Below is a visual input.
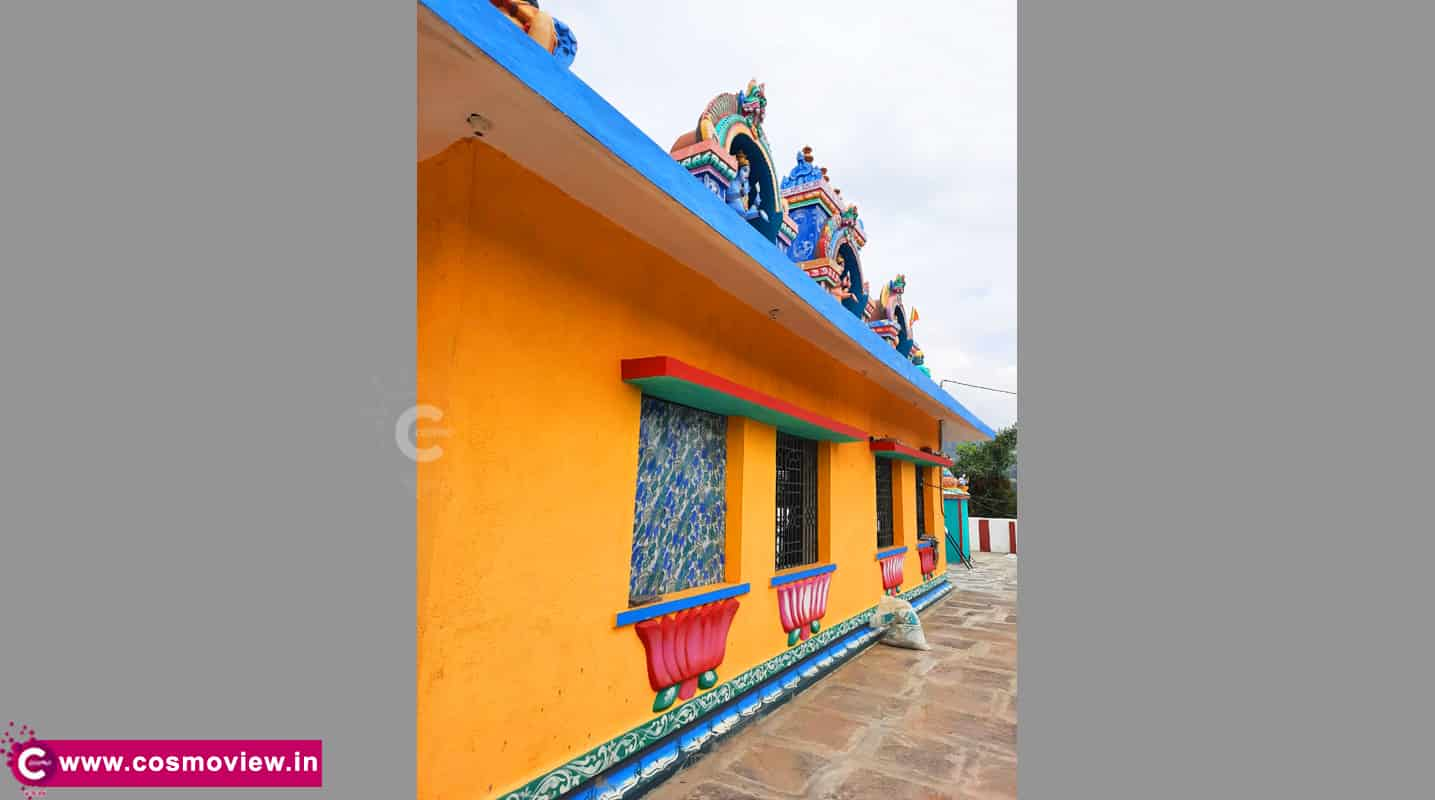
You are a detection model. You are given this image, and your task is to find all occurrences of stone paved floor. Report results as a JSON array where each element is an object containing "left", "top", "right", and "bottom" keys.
[{"left": 644, "top": 553, "right": 1018, "bottom": 800}]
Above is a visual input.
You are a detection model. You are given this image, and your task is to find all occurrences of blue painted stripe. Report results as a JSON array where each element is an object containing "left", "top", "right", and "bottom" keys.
[
  {"left": 641, "top": 740, "right": 679, "bottom": 773},
  {"left": 600, "top": 763, "right": 639, "bottom": 798},
  {"left": 615, "top": 583, "right": 751, "bottom": 627},
  {"left": 912, "top": 580, "right": 953, "bottom": 611},
  {"left": 678, "top": 721, "right": 710, "bottom": 751},
  {"left": 916, "top": 540, "right": 934, "bottom": 550},
  {"left": 768, "top": 563, "right": 837, "bottom": 587},
  {"left": 875, "top": 545, "right": 908, "bottom": 560},
  {"left": 417, "top": 0, "right": 995, "bottom": 439}
]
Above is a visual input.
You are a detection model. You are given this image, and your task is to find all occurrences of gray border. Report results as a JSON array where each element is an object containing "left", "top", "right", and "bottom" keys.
[
  {"left": 0, "top": 2, "right": 414, "bottom": 798},
  {"left": 1023, "top": 1, "right": 1432, "bottom": 797}
]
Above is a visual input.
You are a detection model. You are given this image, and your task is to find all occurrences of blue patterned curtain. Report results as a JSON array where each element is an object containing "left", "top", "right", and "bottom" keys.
[{"left": 629, "top": 396, "right": 727, "bottom": 603}]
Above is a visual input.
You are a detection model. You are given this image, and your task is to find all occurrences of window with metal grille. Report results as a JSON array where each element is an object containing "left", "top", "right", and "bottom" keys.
[
  {"left": 915, "top": 465, "right": 927, "bottom": 539},
  {"left": 875, "top": 458, "right": 894, "bottom": 548},
  {"left": 775, "top": 432, "right": 818, "bottom": 570}
]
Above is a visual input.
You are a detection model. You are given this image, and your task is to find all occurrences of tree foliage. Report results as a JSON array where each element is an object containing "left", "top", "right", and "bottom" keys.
[{"left": 948, "top": 423, "right": 1018, "bottom": 519}]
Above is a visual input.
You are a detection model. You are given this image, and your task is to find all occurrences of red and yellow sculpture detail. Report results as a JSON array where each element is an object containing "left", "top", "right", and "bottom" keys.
[
  {"left": 633, "top": 598, "right": 741, "bottom": 712},
  {"left": 488, "top": 0, "right": 577, "bottom": 67},
  {"left": 919, "top": 544, "right": 938, "bottom": 581},
  {"left": 775, "top": 572, "right": 832, "bottom": 647},
  {"left": 878, "top": 552, "right": 904, "bottom": 595}
]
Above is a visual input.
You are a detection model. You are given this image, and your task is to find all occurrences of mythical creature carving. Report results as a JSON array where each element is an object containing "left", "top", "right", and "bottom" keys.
[
  {"left": 738, "top": 80, "right": 768, "bottom": 126},
  {"left": 815, "top": 203, "right": 864, "bottom": 270},
  {"left": 488, "top": 0, "right": 577, "bottom": 68},
  {"left": 874, "top": 274, "right": 907, "bottom": 321},
  {"left": 864, "top": 275, "right": 909, "bottom": 348},
  {"left": 697, "top": 80, "right": 769, "bottom": 145}
]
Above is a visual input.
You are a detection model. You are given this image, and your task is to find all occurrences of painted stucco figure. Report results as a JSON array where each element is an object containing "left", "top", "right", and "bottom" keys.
[
  {"left": 704, "top": 80, "right": 766, "bottom": 139},
  {"left": 725, "top": 152, "right": 766, "bottom": 222},
  {"left": 910, "top": 344, "right": 930, "bottom": 376},
  {"left": 864, "top": 274, "right": 909, "bottom": 348},
  {"left": 878, "top": 552, "right": 904, "bottom": 595},
  {"left": 670, "top": 79, "right": 795, "bottom": 245},
  {"left": 488, "top": 0, "right": 577, "bottom": 68},
  {"left": 633, "top": 598, "right": 741, "bottom": 712},
  {"left": 919, "top": 544, "right": 938, "bottom": 580},
  {"left": 776, "top": 572, "right": 832, "bottom": 646},
  {"left": 780, "top": 146, "right": 824, "bottom": 190},
  {"left": 940, "top": 471, "right": 970, "bottom": 497},
  {"left": 828, "top": 253, "right": 856, "bottom": 303},
  {"left": 695, "top": 80, "right": 770, "bottom": 146},
  {"left": 874, "top": 274, "right": 907, "bottom": 320}
]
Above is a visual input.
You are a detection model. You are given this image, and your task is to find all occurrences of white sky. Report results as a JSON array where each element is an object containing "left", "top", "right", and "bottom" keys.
[{"left": 552, "top": 1, "right": 1017, "bottom": 429}]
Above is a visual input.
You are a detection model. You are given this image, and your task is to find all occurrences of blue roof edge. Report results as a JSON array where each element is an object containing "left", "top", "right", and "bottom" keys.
[{"left": 420, "top": 0, "right": 996, "bottom": 440}]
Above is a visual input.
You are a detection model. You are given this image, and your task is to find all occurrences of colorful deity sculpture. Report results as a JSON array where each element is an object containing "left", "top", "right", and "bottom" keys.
[
  {"left": 487, "top": 0, "right": 577, "bottom": 68},
  {"left": 830, "top": 271, "right": 856, "bottom": 304},
  {"left": 669, "top": 85, "right": 938, "bottom": 367},
  {"left": 780, "top": 146, "right": 869, "bottom": 317},
  {"left": 670, "top": 80, "right": 794, "bottom": 246},
  {"left": 724, "top": 152, "right": 766, "bottom": 222},
  {"left": 941, "top": 468, "right": 970, "bottom": 497},
  {"left": 784, "top": 146, "right": 823, "bottom": 186}
]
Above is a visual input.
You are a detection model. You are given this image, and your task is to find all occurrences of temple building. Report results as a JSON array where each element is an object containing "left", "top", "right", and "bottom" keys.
[
  {"left": 417, "top": 2, "right": 994, "bottom": 799},
  {"left": 943, "top": 467, "right": 973, "bottom": 563}
]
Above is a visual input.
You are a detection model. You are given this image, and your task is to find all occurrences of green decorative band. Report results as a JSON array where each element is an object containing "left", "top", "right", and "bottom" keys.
[
  {"left": 679, "top": 151, "right": 737, "bottom": 181},
  {"left": 901, "top": 573, "right": 949, "bottom": 601},
  {"left": 498, "top": 578, "right": 953, "bottom": 800}
]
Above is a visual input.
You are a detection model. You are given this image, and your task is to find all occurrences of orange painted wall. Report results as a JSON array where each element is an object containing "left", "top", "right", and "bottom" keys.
[{"left": 418, "top": 138, "right": 946, "bottom": 800}]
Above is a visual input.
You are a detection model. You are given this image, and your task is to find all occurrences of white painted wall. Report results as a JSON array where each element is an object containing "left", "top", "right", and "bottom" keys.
[{"left": 970, "top": 517, "right": 1018, "bottom": 554}]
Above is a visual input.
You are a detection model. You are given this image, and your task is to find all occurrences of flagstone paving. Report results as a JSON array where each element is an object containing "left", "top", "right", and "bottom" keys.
[{"left": 643, "top": 553, "right": 1018, "bottom": 800}]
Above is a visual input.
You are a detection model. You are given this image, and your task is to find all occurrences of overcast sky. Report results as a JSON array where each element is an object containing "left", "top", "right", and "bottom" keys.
[{"left": 553, "top": 1, "right": 1017, "bottom": 430}]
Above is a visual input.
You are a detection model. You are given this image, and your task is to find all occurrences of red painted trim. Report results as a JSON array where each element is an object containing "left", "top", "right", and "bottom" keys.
[
  {"left": 919, "top": 546, "right": 937, "bottom": 578},
  {"left": 1009, "top": 520, "right": 1017, "bottom": 554},
  {"left": 868, "top": 438, "right": 955, "bottom": 468},
  {"left": 978, "top": 518, "right": 991, "bottom": 552},
  {"left": 878, "top": 553, "right": 904, "bottom": 593},
  {"left": 621, "top": 356, "right": 868, "bottom": 440},
  {"left": 633, "top": 597, "right": 740, "bottom": 694}
]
